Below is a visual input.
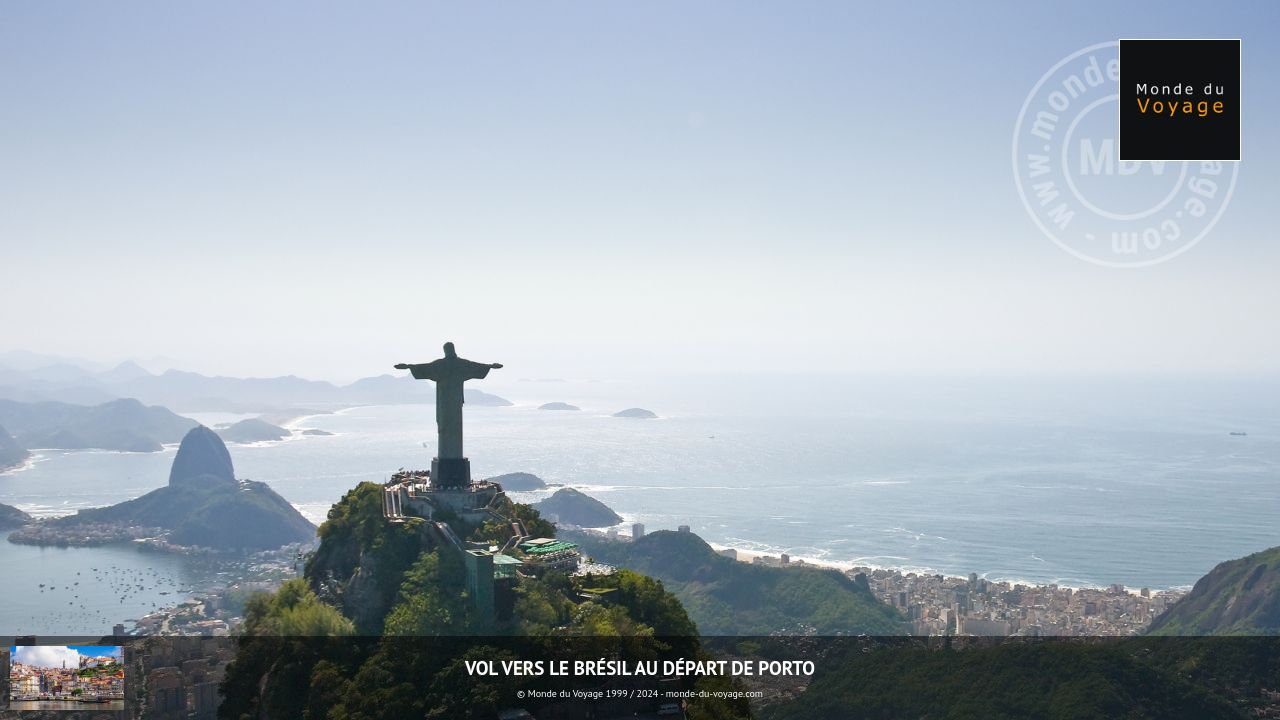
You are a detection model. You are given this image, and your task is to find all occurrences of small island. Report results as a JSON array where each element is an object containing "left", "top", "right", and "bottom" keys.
[
  {"left": 613, "top": 407, "right": 658, "bottom": 419},
  {"left": 534, "top": 487, "right": 622, "bottom": 528},
  {"left": 301, "top": 428, "right": 334, "bottom": 436},
  {"left": 487, "top": 471, "right": 547, "bottom": 491},
  {"left": 538, "top": 402, "right": 581, "bottom": 411},
  {"left": 216, "top": 417, "right": 291, "bottom": 443}
]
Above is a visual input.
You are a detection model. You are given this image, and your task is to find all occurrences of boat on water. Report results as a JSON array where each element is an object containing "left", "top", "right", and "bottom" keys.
[{"left": 1229, "top": 431, "right": 1248, "bottom": 436}]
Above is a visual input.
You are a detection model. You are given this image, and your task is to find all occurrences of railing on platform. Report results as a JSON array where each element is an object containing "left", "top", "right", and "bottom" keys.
[{"left": 383, "top": 486, "right": 405, "bottom": 522}]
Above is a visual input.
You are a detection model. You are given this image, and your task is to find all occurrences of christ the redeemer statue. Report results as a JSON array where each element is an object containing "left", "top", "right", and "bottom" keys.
[{"left": 395, "top": 342, "right": 502, "bottom": 488}]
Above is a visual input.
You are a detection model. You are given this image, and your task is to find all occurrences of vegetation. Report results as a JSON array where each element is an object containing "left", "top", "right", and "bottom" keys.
[
  {"left": 534, "top": 487, "right": 622, "bottom": 527},
  {"left": 44, "top": 476, "right": 315, "bottom": 551},
  {"left": 1148, "top": 545, "right": 1280, "bottom": 635},
  {"left": 469, "top": 495, "right": 555, "bottom": 544},
  {"left": 759, "top": 637, "right": 1280, "bottom": 720},
  {"left": 178, "top": 481, "right": 316, "bottom": 549},
  {"left": 383, "top": 549, "right": 479, "bottom": 636},
  {"left": 243, "top": 579, "right": 355, "bottom": 636},
  {"left": 572, "top": 529, "right": 905, "bottom": 635},
  {"left": 77, "top": 663, "right": 121, "bottom": 679},
  {"left": 221, "top": 484, "right": 1280, "bottom": 719},
  {"left": 220, "top": 482, "right": 751, "bottom": 720},
  {"left": 305, "top": 482, "right": 428, "bottom": 634},
  {"left": 486, "top": 471, "right": 547, "bottom": 490}
]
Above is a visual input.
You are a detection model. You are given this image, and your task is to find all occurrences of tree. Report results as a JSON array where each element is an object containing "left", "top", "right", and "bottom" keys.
[{"left": 383, "top": 549, "right": 476, "bottom": 636}]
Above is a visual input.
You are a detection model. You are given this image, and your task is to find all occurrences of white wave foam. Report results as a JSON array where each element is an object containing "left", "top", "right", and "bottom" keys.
[{"left": 0, "top": 452, "right": 44, "bottom": 475}]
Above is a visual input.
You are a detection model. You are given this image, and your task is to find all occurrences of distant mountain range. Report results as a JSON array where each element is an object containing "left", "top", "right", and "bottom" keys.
[
  {"left": 0, "top": 353, "right": 513, "bottom": 452},
  {"left": 0, "top": 398, "right": 197, "bottom": 452},
  {"left": 0, "top": 354, "right": 511, "bottom": 412},
  {"left": 0, "top": 351, "right": 514, "bottom": 450}
]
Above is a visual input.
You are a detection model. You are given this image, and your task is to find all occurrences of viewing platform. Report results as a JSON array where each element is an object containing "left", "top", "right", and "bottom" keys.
[{"left": 382, "top": 468, "right": 507, "bottom": 525}]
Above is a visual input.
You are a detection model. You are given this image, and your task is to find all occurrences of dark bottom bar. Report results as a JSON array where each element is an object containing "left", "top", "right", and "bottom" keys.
[{"left": 5, "top": 636, "right": 1280, "bottom": 719}]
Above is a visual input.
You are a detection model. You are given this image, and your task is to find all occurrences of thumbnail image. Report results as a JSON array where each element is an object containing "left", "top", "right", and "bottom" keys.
[{"left": 7, "top": 645, "right": 125, "bottom": 711}]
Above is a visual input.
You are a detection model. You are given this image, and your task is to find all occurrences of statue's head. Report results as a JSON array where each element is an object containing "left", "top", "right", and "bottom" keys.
[{"left": 443, "top": 342, "right": 457, "bottom": 357}]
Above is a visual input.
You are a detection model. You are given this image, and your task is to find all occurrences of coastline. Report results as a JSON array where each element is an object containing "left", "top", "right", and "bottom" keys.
[
  {"left": 263, "top": 403, "right": 375, "bottom": 437},
  {"left": 0, "top": 452, "right": 40, "bottom": 476},
  {"left": 4, "top": 443, "right": 1198, "bottom": 595},
  {"left": 702, "top": 539, "right": 1189, "bottom": 597},
  {"left": 571, "top": 524, "right": 1186, "bottom": 635},
  {"left": 0, "top": 401, "right": 1213, "bottom": 639},
  {"left": 597, "top": 517, "right": 1193, "bottom": 596}
]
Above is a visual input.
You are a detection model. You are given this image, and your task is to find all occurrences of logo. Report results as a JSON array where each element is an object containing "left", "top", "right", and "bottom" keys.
[
  {"left": 1013, "top": 42, "right": 1237, "bottom": 267},
  {"left": 1119, "top": 39, "right": 1240, "bottom": 161}
]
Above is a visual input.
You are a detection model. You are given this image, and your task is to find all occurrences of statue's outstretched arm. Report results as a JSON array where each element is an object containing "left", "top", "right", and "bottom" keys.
[
  {"left": 394, "top": 363, "right": 411, "bottom": 370},
  {"left": 490, "top": 363, "right": 503, "bottom": 369}
]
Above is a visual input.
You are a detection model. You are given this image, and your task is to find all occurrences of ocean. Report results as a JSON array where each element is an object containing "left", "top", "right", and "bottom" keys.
[{"left": 1, "top": 373, "right": 1277, "bottom": 635}]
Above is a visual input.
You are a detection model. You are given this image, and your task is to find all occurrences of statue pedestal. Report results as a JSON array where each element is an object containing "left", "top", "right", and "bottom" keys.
[{"left": 431, "top": 457, "right": 471, "bottom": 489}]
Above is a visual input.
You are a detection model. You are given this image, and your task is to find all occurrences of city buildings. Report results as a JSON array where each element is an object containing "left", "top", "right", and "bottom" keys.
[
  {"left": 9, "top": 653, "right": 124, "bottom": 703},
  {"left": 859, "top": 567, "right": 1185, "bottom": 636}
]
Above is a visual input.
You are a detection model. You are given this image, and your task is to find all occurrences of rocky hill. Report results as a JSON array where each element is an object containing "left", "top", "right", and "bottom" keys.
[
  {"left": 217, "top": 481, "right": 735, "bottom": 720},
  {"left": 571, "top": 529, "right": 904, "bottom": 635},
  {"left": 0, "top": 502, "right": 31, "bottom": 529},
  {"left": 534, "top": 487, "right": 621, "bottom": 527},
  {"left": 0, "top": 423, "right": 28, "bottom": 470},
  {"left": 487, "top": 471, "right": 547, "bottom": 490},
  {"left": 1148, "top": 544, "right": 1280, "bottom": 635},
  {"left": 12, "top": 426, "right": 314, "bottom": 552},
  {"left": 169, "top": 425, "right": 237, "bottom": 488},
  {"left": 217, "top": 418, "right": 291, "bottom": 443}
]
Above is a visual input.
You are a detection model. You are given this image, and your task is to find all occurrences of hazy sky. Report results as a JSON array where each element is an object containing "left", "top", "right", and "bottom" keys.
[{"left": 2, "top": 2, "right": 1277, "bottom": 382}]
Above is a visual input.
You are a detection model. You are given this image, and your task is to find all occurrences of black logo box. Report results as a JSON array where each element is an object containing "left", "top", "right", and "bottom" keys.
[{"left": 1119, "top": 39, "right": 1241, "bottom": 161}]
